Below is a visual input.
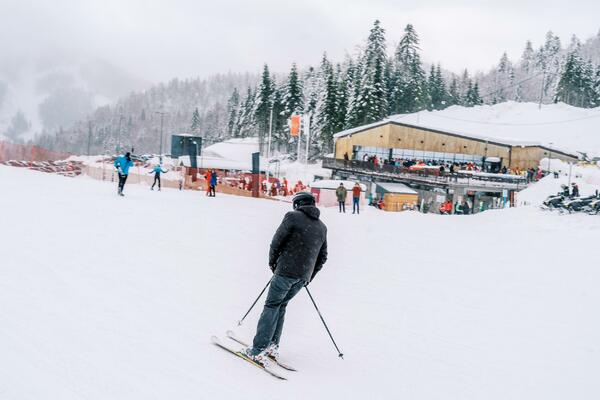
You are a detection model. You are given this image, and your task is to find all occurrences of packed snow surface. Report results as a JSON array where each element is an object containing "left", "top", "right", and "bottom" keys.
[{"left": 2, "top": 166, "right": 600, "bottom": 399}]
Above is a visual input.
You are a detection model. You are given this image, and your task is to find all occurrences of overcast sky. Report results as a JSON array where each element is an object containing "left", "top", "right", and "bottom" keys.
[{"left": 2, "top": 0, "right": 600, "bottom": 85}]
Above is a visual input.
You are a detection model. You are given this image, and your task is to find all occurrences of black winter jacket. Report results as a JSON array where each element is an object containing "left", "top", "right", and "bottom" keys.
[{"left": 269, "top": 205, "right": 328, "bottom": 283}]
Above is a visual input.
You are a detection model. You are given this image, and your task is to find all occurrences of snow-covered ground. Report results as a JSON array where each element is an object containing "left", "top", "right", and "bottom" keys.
[{"left": 2, "top": 165, "right": 600, "bottom": 399}]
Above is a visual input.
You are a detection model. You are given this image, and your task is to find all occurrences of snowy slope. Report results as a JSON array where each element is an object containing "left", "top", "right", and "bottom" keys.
[{"left": 1, "top": 166, "right": 600, "bottom": 399}]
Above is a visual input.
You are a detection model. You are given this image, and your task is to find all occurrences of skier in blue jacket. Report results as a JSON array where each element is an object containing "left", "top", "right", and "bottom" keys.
[
  {"left": 149, "top": 164, "right": 168, "bottom": 191},
  {"left": 114, "top": 152, "right": 134, "bottom": 196}
]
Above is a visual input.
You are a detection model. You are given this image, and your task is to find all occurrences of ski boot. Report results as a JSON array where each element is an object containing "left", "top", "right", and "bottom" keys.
[
  {"left": 264, "top": 343, "right": 280, "bottom": 361},
  {"left": 242, "top": 348, "right": 269, "bottom": 367}
]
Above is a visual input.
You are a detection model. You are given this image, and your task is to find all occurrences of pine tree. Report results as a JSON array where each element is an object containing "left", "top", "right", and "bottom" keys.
[
  {"left": 555, "top": 51, "right": 597, "bottom": 107},
  {"left": 335, "top": 62, "right": 350, "bottom": 132},
  {"left": 448, "top": 76, "right": 461, "bottom": 106},
  {"left": 354, "top": 20, "right": 388, "bottom": 124},
  {"left": 238, "top": 86, "right": 256, "bottom": 138},
  {"left": 269, "top": 82, "right": 287, "bottom": 151},
  {"left": 520, "top": 40, "right": 535, "bottom": 73},
  {"left": 226, "top": 89, "right": 240, "bottom": 137},
  {"left": 314, "top": 53, "right": 339, "bottom": 155},
  {"left": 537, "top": 31, "right": 562, "bottom": 102},
  {"left": 4, "top": 110, "right": 31, "bottom": 142},
  {"left": 344, "top": 56, "right": 364, "bottom": 128},
  {"left": 393, "top": 24, "right": 428, "bottom": 113},
  {"left": 254, "top": 64, "right": 275, "bottom": 153},
  {"left": 428, "top": 64, "right": 448, "bottom": 110},
  {"left": 282, "top": 63, "right": 304, "bottom": 118},
  {"left": 190, "top": 107, "right": 201, "bottom": 134},
  {"left": 594, "top": 66, "right": 600, "bottom": 107},
  {"left": 464, "top": 80, "right": 483, "bottom": 107}
]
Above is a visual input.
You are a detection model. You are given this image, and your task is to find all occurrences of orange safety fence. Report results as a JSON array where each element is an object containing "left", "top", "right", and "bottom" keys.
[{"left": 0, "top": 140, "right": 71, "bottom": 162}]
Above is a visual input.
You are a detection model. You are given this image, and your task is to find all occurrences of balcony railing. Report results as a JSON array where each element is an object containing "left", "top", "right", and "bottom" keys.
[{"left": 321, "top": 157, "right": 527, "bottom": 188}]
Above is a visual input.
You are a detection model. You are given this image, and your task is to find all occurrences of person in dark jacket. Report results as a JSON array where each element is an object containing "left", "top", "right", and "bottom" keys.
[
  {"left": 335, "top": 183, "right": 347, "bottom": 213},
  {"left": 209, "top": 170, "right": 217, "bottom": 197},
  {"left": 462, "top": 200, "right": 471, "bottom": 215},
  {"left": 149, "top": 164, "right": 167, "bottom": 191},
  {"left": 571, "top": 183, "right": 579, "bottom": 198},
  {"left": 245, "top": 192, "right": 328, "bottom": 364},
  {"left": 114, "top": 152, "right": 134, "bottom": 196}
]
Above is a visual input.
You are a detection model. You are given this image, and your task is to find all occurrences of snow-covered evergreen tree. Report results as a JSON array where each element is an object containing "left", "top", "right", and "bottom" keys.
[
  {"left": 190, "top": 107, "right": 201, "bottom": 134},
  {"left": 335, "top": 62, "right": 350, "bottom": 132},
  {"left": 464, "top": 81, "right": 483, "bottom": 107},
  {"left": 226, "top": 89, "right": 240, "bottom": 137},
  {"left": 344, "top": 55, "right": 364, "bottom": 128},
  {"left": 254, "top": 64, "right": 275, "bottom": 153},
  {"left": 314, "top": 53, "right": 339, "bottom": 155},
  {"left": 555, "top": 51, "right": 598, "bottom": 107},
  {"left": 238, "top": 86, "right": 256, "bottom": 138},
  {"left": 282, "top": 63, "right": 304, "bottom": 118},
  {"left": 447, "top": 76, "right": 461, "bottom": 106},
  {"left": 393, "top": 24, "right": 428, "bottom": 113},
  {"left": 428, "top": 64, "right": 448, "bottom": 110},
  {"left": 352, "top": 20, "right": 388, "bottom": 125}
]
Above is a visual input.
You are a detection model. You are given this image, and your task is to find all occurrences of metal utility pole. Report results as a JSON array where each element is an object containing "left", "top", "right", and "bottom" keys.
[
  {"left": 266, "top": 107, "right": 274, "bottom": 191},
  {"left": 538, "top": 71, "right": 546, "bottom": 109},
  {"left": 87, "top": 120, "right": 92, "bottom": 156},
  {"left": 296, "top": 118, "right": 302, "bottom": 163},
  {"left": 304, "top": 114, "right": 311, "bottom": 165},
  {"left": 548, "top": 142, "right": 553, "bottom": 172},
  {"left": 568, "top": 162, "right": 573, "bottom": 186}
]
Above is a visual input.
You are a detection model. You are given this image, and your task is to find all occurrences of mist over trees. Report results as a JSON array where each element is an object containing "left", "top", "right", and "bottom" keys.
[{"left": 33, "top": 22, "right": 600, "bottom": 158}]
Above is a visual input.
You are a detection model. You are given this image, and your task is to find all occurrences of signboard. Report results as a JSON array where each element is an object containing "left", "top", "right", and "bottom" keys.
[{"left": 290, "top": 115, "right": 301, "bottom": 137}]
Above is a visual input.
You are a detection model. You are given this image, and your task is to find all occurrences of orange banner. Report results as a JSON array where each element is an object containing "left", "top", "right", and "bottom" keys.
[{"left": 290, "top": 115, "right": 301, "bottom": 137}]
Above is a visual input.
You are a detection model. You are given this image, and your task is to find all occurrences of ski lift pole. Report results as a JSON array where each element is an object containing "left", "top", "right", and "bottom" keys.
[
  {"left": 237, "top": 277, "right": 272, "bottom": 326},
  {"left": 305, "top": 287, "right": 344, "bottom": 359}
]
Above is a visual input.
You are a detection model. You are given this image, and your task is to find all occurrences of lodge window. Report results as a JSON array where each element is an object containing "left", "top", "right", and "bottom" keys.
[{"left": 353, "top": 145, "right": 485, "bottom": 165}]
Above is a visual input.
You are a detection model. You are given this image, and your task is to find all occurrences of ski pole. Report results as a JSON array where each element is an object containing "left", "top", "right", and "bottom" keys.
[
  {"left": 305, "top": 287, "right": 344, "bottom": 359},
  {"left": 237, "top": 277, "right": 272, "bottom": 326}
]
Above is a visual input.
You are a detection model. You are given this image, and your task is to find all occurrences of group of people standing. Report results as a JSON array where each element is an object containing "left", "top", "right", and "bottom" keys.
[
  {"left": 335, "top": 182, "right": 362, "bottom": 214},
  {"left": 205, "top": 169, "right": 218, "bottom": 197}
]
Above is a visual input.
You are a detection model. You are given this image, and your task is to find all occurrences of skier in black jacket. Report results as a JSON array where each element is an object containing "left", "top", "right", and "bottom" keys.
[{"left": 244, "top": 192, "right": 328, "bottom": 364}]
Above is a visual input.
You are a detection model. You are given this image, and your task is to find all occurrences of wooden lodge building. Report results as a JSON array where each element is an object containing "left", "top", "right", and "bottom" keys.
[
  {"left": 323, "top": 115, "right": 580, "bottom": 213},
  {"left": 332, "top": 119, "right": 578, "bottom": 171}
]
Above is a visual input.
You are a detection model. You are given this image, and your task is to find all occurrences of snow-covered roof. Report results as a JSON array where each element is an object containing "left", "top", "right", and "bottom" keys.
[
  {"left": 203, "top": 138, "right": 259, "bottom": 161},
  {"left": 178, "top": 137, "right": 263, "bottom": 170},
  {"left": 376, "top": 182, "right": 418, "bottom": 194},
  {"left": 334, "top": 102, "right": 600, "bottom": 156},
  {"left": 310, "top": 179, "right": 367, "bottom": 191}
]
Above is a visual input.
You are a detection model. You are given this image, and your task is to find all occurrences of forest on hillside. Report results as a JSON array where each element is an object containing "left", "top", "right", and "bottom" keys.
[{"left": 26, "top": 21, "right": 600, "bottom": 158}]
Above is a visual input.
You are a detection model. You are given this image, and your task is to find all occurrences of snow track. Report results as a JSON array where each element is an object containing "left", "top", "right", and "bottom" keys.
[{"left": 1, "top": 165, "right": 599, "bottom": 399}]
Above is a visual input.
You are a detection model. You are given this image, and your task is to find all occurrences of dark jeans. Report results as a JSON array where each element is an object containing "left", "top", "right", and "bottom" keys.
[
  {"left": 118, "top": 173, "right": 128, "bottom": 193},
  {"left": 338, "top": 201, "right": 345, "bottom": 213},
  {"left": 353, "top": 197, "right": 360, "bottom": 214},
  {"left": 250, "top": 274, "right": 306, "bottom": 355},
  {"left": 209, "top": 185, "right": 216, "bottom": 196},
  {"left": 151, "top": 174, "right": 161, "bottom": 190}
]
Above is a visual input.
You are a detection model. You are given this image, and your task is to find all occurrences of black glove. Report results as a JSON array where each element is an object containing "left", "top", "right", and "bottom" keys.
[{"left": 269, "top": 263, "right": 276, "bottom": 273}]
